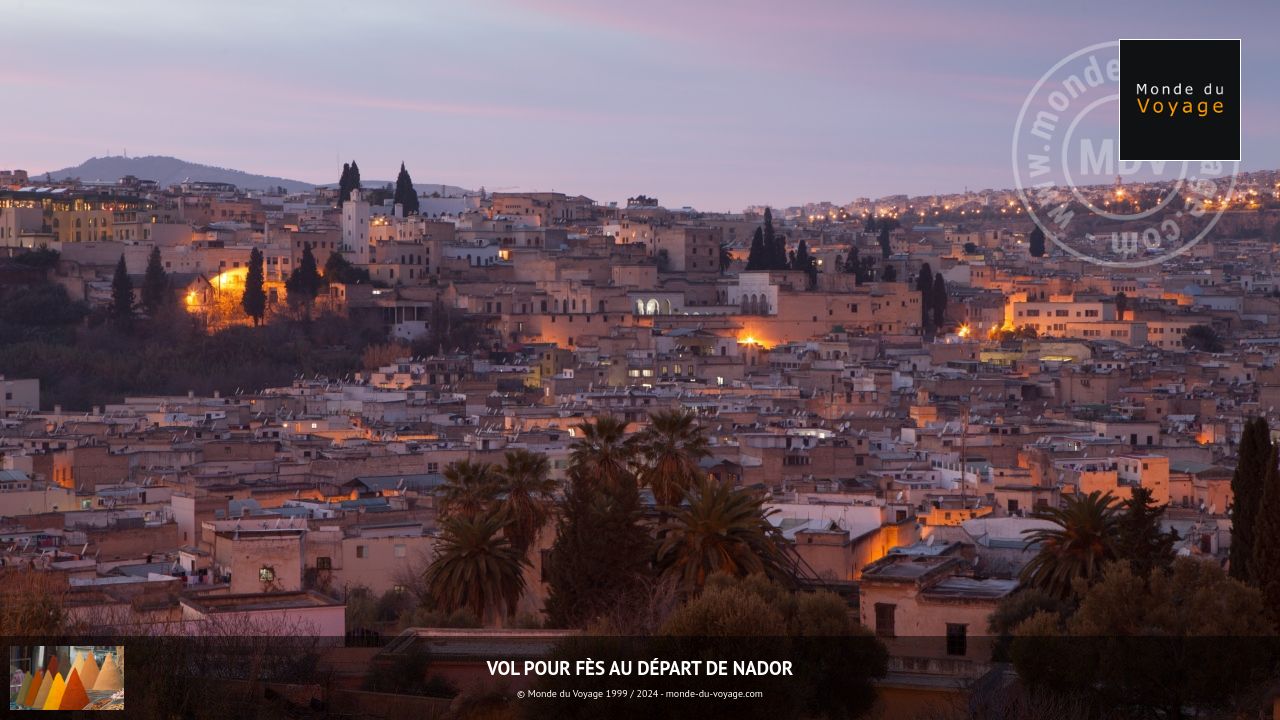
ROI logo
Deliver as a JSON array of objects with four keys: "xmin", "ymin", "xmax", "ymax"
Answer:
[
  {"xmin": 1119, "ymin": 39, "xmax": 1241, "ymax": 162},
  {"xmin": 1012, "ymin": 41, "xmax": 1240, "ymax": 267}
]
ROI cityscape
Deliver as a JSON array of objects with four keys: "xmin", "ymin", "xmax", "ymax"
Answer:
[{"xmin": 5, "ymin": 2, "xmax": 1280, "ymax": 719}]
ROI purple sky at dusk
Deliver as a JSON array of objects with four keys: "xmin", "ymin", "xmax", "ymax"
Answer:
[{"xmin": 4, "ymin": 0, "xmax": 1277, "ymax": 210}]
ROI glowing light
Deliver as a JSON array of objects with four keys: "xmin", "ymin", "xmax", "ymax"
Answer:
[{"xmin": 957, "ymin": 324, "xmax": 972, "ymax": 338}]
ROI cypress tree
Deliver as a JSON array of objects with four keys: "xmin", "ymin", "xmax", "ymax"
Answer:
[
  {"xmin": 544, "ymin": 475, "xmax": 653, "ymax": 628},
  {"xmin": 109, "ymin": 254, "xmax": 133, "ymax": 321},
  {"xmin": 349, "ymin": 160, "xmax": 361, "ymax": 195},
  {"xmin": 285, "ymin": 242, "xmax": 323, "ymax": 306},
  {"xmin": 1231, "ymin": 417, "xmax": 1272, "ymax": 582},
  {"xmin": 746, "ymin": 227, "xmax": 765, "ymax": 271},
  {"xmin": 916, "ymin": 264, "xmax": 933, "ymax": 291},
  {"xmin": 1116, "ymin": 486, "xmax": 1177, "ymax": 578},
  {"xmin": 774, "ymin": 235, "xmax": 790, "ymax": 270},
  {"xmin": 882, "ymin": 263, "xmax": 898, "ymax": 282},
  {"xmin": 1254, "ymin": 443, "xmax": 1280, "ymax": 618},
  {"xmin": 242, "ymin": 247, "xmax": 266, "ymax": 325},
  {"xmin": 338, "ymin": 162, "xmax": 352, "ymax": 203},
  {"xmin": 393, "ymin": 162, "xmax": 420, "ymax": 215},
  {"xmin": 931, "ymin": 274, "xmax": 948, "ymax": 327},
  {"xmin": 141, "ymin": 245, "xmax": 169, "ymax": 314},
  {"xmin": 917, "ymin": 263, "xmax": 934, "ymax": 330},
  {"xmin": 878, "ymin": 225, "xmax": 891, "ymax": 259},
  {"xmin": 1029, "ymin": 226, "xmax": 1046, "ymax": 257},
  {"xmin": 763, "ymin": 208, "xmax": 784, "ymax": 270},
  {"xmin": 792, "ymin": 239, "xmax": 810, "ymax": 271}
]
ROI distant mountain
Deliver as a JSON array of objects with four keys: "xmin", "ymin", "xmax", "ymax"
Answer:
[
  {"xmin": 42, "ymin": 155, "xmax": 474, "ymax": 197},
  {"xmin": 43, "ymin": 155, "xmax": 316, "ymax": 193}
]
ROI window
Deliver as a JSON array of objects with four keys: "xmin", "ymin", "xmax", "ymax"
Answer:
[
  {"xmin": 874, "ymin": 603, "xmax": 896, "ymax": 638},
  {"xmin": 356, "ymin": 545, "xmax": 366, "ymax": 559},
  {"xmin": 946, "ymin": 623, "xmax": 968, "ymax": 656},
  {"xmin": 394, "ymin": 544, "xmax": 406, "ymax": 558},
  {"xmin": 316, "ymin": 556, "xmax": 332, "ymax": 570},
  {"xmin": 259, "ymin": 566, "xmax": 276, "ymax": 583}
]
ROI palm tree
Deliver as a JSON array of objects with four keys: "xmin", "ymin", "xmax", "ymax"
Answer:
[
  {"xmin": 636, "ymin": 409, "xmax": 710, "ymax": 508},
  {"xmin": 656, "ymin": 478, "xmax": 789, "ymax": 593},
  {"xmin": 438, "ymin": 460, "xmax": 499, "ymax": 519},
  {"xmin": 568, "ymin": 416, "xmax": 637, "ymax": 496},
  {"xmin": 425, "ymin": 510, "xmax": 528, "ymax": 622},
  {"xmin": 495, "ymin": 448, "xmax": 557, "ymax": 554},
  {"xmin": 1020, "ymin": 490, "xmax": 1121, "ymax": 599}
]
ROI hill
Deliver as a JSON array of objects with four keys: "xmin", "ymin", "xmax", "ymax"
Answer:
[
  {"xmin": 43, "ymin": 155, "xmax": 315, "ymax": 192},
  {"xmin": 43, "ymin": 155, "xmax": 473, "ymax": 196}
]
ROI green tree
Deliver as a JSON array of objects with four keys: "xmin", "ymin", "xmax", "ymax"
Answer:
[
  {"xmin": 1011, "ymin": 560, "xmax": 1276, "ymax": 719},
  {"xmin": 323, "ymin": 250, "xmax": 371, "ymax": 285},
  {"xmin": 337, "ymin": 162, "xmax": 351, "ymax": 203},
  {"xmin": 1029, "ymin": 225, "xmax": 1046, "ymax": 257},
  {"xmin": 393, "ymin": 162, "xmax": 420, "ymax": 215},
  {"xmin": 567, "ymin": 416, "xmax": 637, "ymax": 496},
  {"xmin": 141, "ymin": 246, "xmax": 169, "ymax": 314},
  {"xmin": 878, "ymin": 225, "xmax": 891, "ymax": 259},
  {"xmin": 1252, "ymin": 443, "xmax": 1280, "ymax": 617},
  {"xmin": 763, "ymin": 207, "xmax": 785, "ymax": 270},
  {"xmin": 931, "ymin": 273, "xmax": 948, "ymax": 328},
  {"xmin": 1020, "ymin": 491, "xmax": 1120, "ymax": 599},
  {"xmin": 241, "ymin": 247, "xmax": 266, "ymax": 326},
  {"xmin": 424, "ymin": 510, "xmax": 528, "ymax": 622},
  {"xmin": 881, "ymin": 263, "xmax": 897, "ymax": 282},
  {"xmin": 1114, "ymin": 486, "xmax": 1177, "ymax": 578},
  {"xmin": 745, "ymin": 227, "xmax": 766, "ymax": 271},
  {"xmin": 1231, "ymin": 416, "xmax": 1271, "ymax": 582},
  {"xmin": 661, "ymin": 575, "xmax": 788, "ymax": 636},
  {"xmin": 495, "ymin": 449, "xmax": 557, "ymax": 555},
  {"xmin": 659, "ymin": 574, "xmax": 888, "ymax": 720},
  {"xmin": 963, "ymin": 241, "xmax": 978, "ymax": 254},
  {"xmin": 656, "ymin": 478, "xmax": 790, "ymax": 594},
  {"xmin": 12, "ymin": 245, "xmax": 59, "ymax": 269},
  {"xmin": 544, "ymin": 472, "xmax": 653, "ymax": 629},
  {"xmin": 635, "ymin": 409, "xmax": 709, "ymax": 508},
  {"xmin": 338, "ymin": 160, "xmax": 362, "ymax": 203},
  {"xmin": 1183, "ymin": 324, "xmax": 1224, "ymax": 352},
  {"xmin": 987, "ymin": 587, "xmax": 1071, "ymax": 662},
  {"xmin": 718, "ymin": 243, "xmax": 733, "ymax": 273},
  {"xmin": 109, "ymin": 254, "xmax": 133, "ymax": 322},
  {"xmin": 1115, "ymin": 291, "xmax": 1128, "ymax": 317},
  {"xmin": 285, "ymin": 242, "xmax": 323, "ymax": 306},
  {"xmin": 916, "ymin": 263, "xmax": 934, "ymax": 330},
  {"xmin": 438, "ymin": 460, "xmax": 500, "ymax": 520}
]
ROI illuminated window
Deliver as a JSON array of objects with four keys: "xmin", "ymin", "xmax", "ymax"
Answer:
[{"xmin": 259, "ymin": 566, "xmax": 275, "ymax": 583}]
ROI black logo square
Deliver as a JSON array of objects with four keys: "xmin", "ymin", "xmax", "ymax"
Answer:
[{"xmin": 1119, "ymin": 39, "xmax": 1240, "ymax": 161}]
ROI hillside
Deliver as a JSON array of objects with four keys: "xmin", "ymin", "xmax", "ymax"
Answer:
[{"xmin": 42, "ymin": 155, "xmax": 473, "ymax": 197}]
